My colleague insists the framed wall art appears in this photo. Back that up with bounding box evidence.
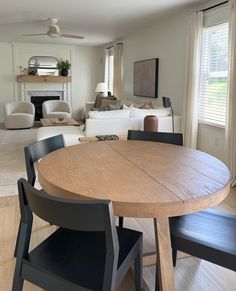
[134,58,159,98]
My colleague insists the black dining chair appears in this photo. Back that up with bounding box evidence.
[24,134,65,186]
[125,130,236,273]
[118,130,183,227]
[170,208,236,271]
[14,134,64,257]
[127,130,183,146]
[12,178,143,291]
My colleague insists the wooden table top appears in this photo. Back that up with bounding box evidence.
[38,141,231,218]
[40,117,81,127]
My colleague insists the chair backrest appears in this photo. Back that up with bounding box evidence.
[25,134,64,186]
[17,178,119,290]
[43,100,70,113]
[5,101,35,115]
[127,130,183,146]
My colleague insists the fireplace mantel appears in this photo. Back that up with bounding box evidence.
[16,75,71,104]
[17,75,71,83]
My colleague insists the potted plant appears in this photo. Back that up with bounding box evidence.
[57,59,71,76]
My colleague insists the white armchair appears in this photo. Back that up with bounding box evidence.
[4,101,35,129]
[42,100,71,119]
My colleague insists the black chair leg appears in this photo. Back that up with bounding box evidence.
[14,221,22,257]
[119,217,124,227]
[12,223,28,291]
[172,249,177,267]
[134,247,142,291]
[12,275,24,291]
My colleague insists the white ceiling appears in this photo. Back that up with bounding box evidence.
[0,0,202,46]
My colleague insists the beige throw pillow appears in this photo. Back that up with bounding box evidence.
[138,101,154,109]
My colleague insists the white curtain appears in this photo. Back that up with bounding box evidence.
[226,0,236,185]
[104,48,110,88]
[113,43,123,98]
[182,12,203,148]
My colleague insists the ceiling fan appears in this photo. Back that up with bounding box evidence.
[22,18,84,40]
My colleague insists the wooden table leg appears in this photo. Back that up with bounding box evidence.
[154,217,175,291]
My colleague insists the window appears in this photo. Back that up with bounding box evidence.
[105,47,114,94]
[198,22,229,127]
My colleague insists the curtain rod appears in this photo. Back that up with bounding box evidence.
[200,0,228,13]
[106,42,123,50]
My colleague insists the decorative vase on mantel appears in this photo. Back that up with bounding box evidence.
[60,68,68,76]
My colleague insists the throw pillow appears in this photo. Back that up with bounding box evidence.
[90,107,101,111]
[109,103,122,110]
[101,99,121,111]
[139,101,154,109]
[122,103,135,110]
[94,95,117,109]
[96,135,119,141]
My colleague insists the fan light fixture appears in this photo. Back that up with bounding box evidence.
[22,18,84,40]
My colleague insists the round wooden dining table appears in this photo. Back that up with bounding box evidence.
[38,140,231,291]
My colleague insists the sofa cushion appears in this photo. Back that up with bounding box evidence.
[129,108,151,118]
[150,108,171,117]
[88,109,130,119]
[129,108,170,119]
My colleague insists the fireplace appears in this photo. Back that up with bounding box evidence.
[31,96,60,121]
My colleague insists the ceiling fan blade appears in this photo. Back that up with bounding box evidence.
[23,33,48,36]
[60,33,84,39]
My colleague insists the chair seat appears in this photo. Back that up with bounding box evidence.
[22,227,142,290]
[170,209,236,271]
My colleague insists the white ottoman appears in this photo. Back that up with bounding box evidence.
[37,126,85,146]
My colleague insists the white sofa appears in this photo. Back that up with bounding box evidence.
[85,107,181,136]
[37,105,182,146]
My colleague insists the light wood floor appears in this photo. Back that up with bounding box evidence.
[0,191,236,291]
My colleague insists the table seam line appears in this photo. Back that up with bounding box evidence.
[106,142,185,201]
[106,142,227,201]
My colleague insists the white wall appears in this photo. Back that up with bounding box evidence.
[121,10,189,114]
[0,42,14,120]
[71,46,103,117]
[0,42,102,121]
[121,1,227,161]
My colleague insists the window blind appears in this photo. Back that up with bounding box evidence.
[198,22,229,127]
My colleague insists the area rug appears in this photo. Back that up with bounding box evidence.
[0,128,37,197]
